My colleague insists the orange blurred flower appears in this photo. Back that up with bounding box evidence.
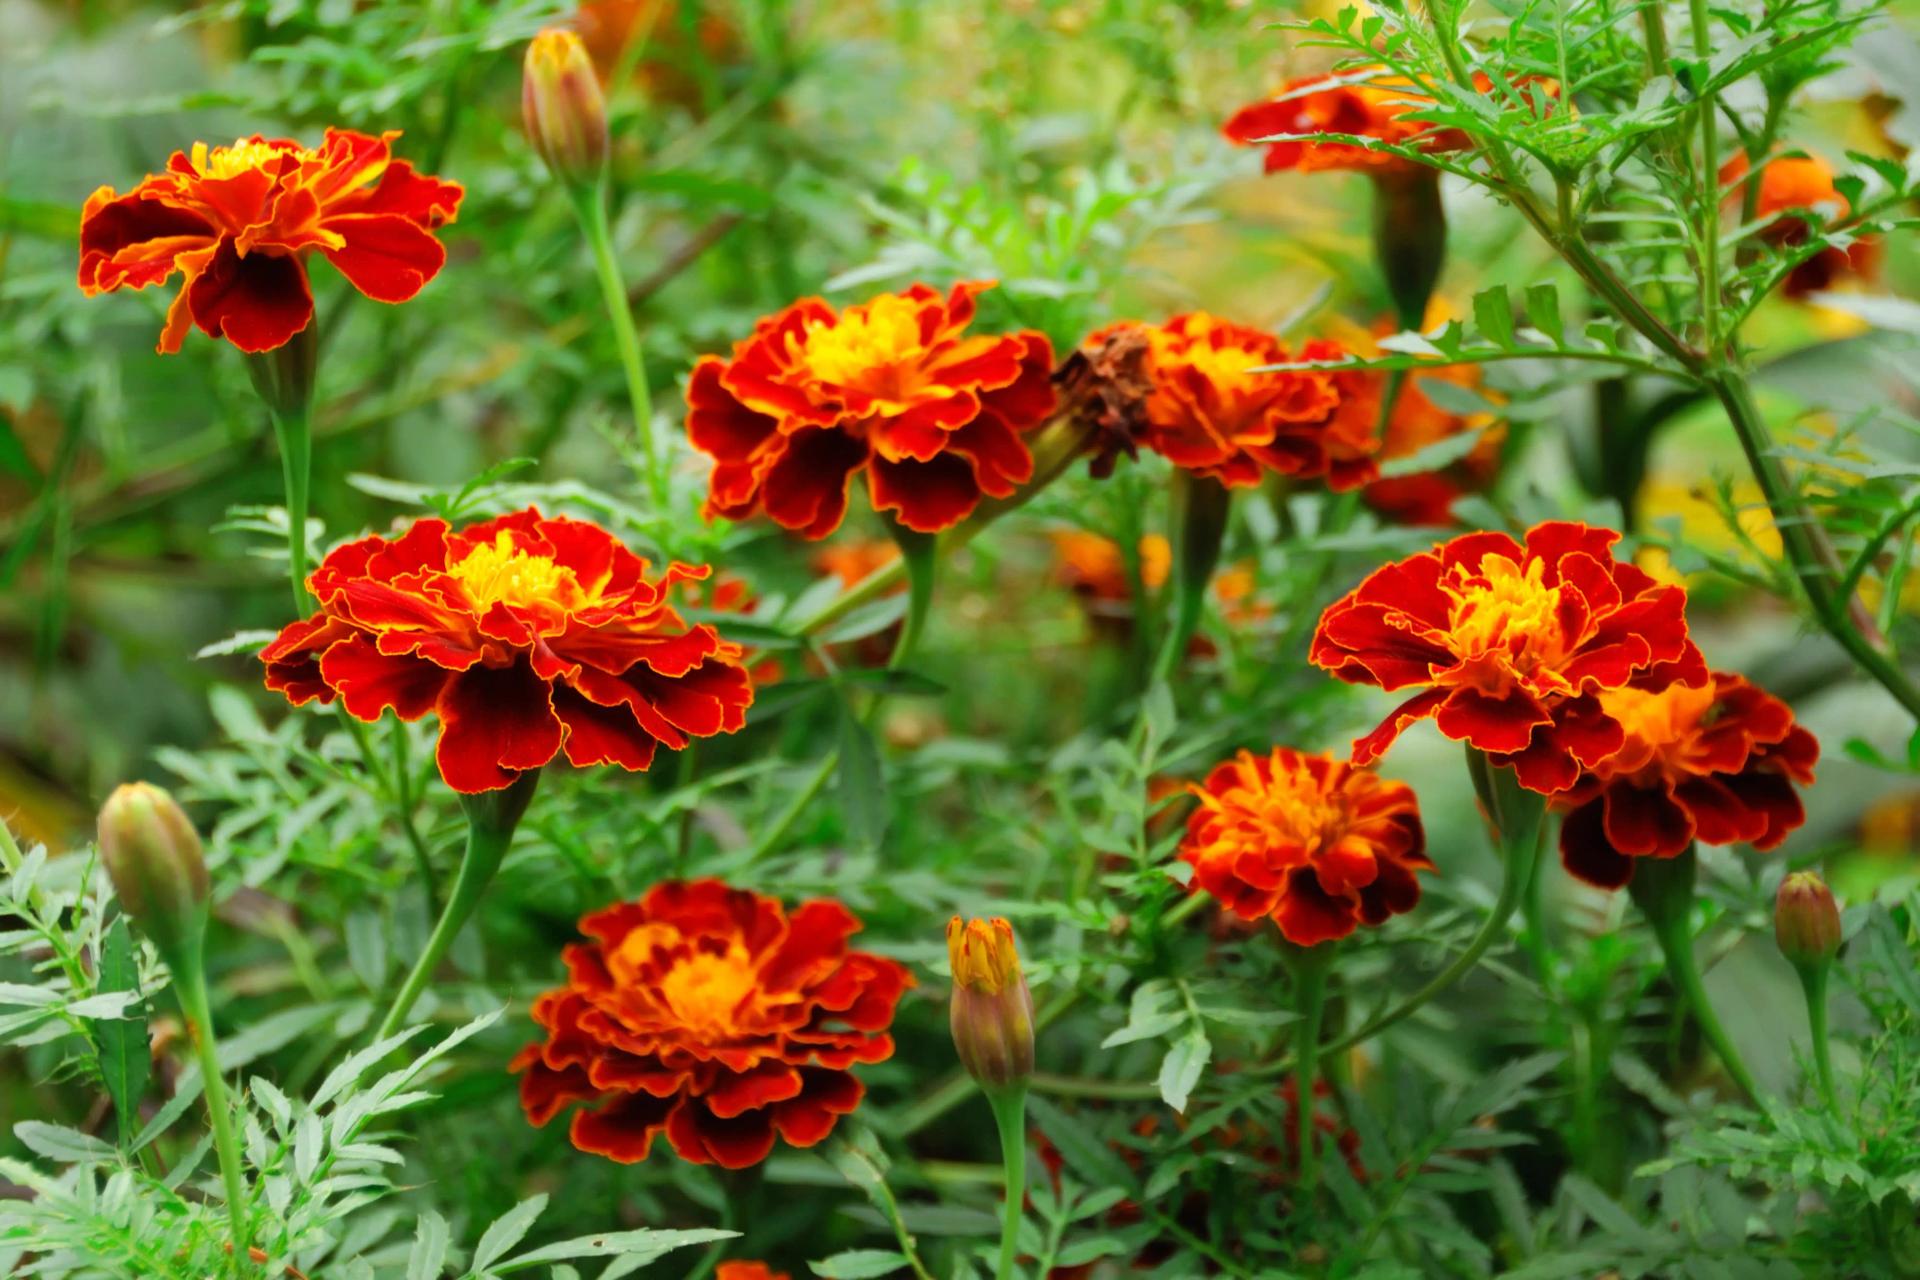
[576,0,740,110]
[680,571,785,687]
[1082,314,1372,490]
[1721,152,1880,297]
[1050,531,1269,648]
[79,129,461,353]
[1224,69,1438,175]
[1311,522,1707,795]
[811,537,902,589]
[716,1266,788,1280]
[260,508,752,794]
[685,281,1057,537]
[1555,670,1818,888]
[512,879,911,1168]
[1181,747,1431,946]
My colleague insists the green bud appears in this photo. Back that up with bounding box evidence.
[523,28,610,188]
[948,916,1035,1093]
[97,782,209,965]
[1775,871,1841,970]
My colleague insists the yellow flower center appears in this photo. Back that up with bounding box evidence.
[795,295,931,403]
[1595,680,1718,778]
[653,942,761,1042]
[948,917,1020,994]
[189,139,312,181]
[1205,756,1352,862]
[1441,554,1569,674]
[448,532,584,612]
[1178,338,1268,397]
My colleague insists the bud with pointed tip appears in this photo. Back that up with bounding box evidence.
[523,28,609,187]
[947,916,1035,1094]
[1775,871,1842,971]
[97,783,209,965]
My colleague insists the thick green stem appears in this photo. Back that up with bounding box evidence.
[373,771,538,1042]
[1796,962,1838,1110]
[271,406,313,615]
[1290,949,1330,1199]
[1688,0,1722,350]
[987,1087,1029,1280]
[1629,846,1762,1104]
[176,961,250,1274]
[1145,471,1232,691]
[573,183,665,512]
[887,524,938,674]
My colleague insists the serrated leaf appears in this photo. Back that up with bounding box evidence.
[498,1228,736,1271]
[408,1210,451,1280]
[1156,1027,1210,1113]
[15,1121,117,1164]
[91,917,149,1148]
[808,1250,908,1279]
[1472,287,1517,349]
[469,1194,548,1274]
[836,705,888,852]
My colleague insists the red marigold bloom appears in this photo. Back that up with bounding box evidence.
[685,281,1057,538]
[79,129,462,354]
[1554,669,1819,888]
[1311,522,1707,795]
[1721,152,1880,298]
[1223,68,1438,175]
[1082,314,1373,490]
[259,508,752,794]
[511,879,912,1168]
[1181,747,1431,946]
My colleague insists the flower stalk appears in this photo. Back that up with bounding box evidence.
[247,326,319,613]
[948,917,1037,1280]
[988,1086,1029,1280]
[373,769,540,1041]
[1288,943,1333,1199]
[1150,471,1232,687]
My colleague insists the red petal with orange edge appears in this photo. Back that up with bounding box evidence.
[706,1063,804,1119]
[318,634,449,721]
[665,1100,778,1168]
[517,1057,598,1126]
[1273,867,1357,946]
[340,160,464,227]
[320,213,447,303]
[760,427,868,538]
[433,659,563,793]
[868,452,980,532]
[186,240,314,353]
[1433,687,1550,753]
[772,1069,863,1147]
[553,686,661,772]
[1351,687,1449,764]
[571,1091,678,1164]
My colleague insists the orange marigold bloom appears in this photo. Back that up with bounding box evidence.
[79,129,461,354]
[260,508,752,794]
[1721,152,1880,298]
[1554,669,1818,888]
[716,1266,789,1280]
[1223,69,1438,175]
[1311,522,1707,795]
[1181,747,1431,946]
[576,0,740,110]
[685,281,1057,538]
[1083,314,1373,489]
[511,879,912,1169]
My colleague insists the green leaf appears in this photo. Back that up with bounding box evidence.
[498,1227,736,1270]
[809,1249,910,1279]
[469,1194,549,1275]
[90,917,149,1148]
[15,1121,117,1164]
[1472,286,1518,349]
[1156,1027,1210,1113]
[407,1209,451,1280]
[1525,283,1564,345]
[836,703,889,852]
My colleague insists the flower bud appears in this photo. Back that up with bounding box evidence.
[522,28,609,187]
[97,782,209,964]
[947,916,1035,1093]
[1775,871,1842,970]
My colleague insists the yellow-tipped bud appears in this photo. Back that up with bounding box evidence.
[1775,871,1842,970]
[97,782,209,964]
[522,28,609,186]
[947,917,1035,1092]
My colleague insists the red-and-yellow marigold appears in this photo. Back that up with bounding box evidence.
[1181,747,1431,946]
[685,280,1056,538]
[1555,668,1818,888]
[1310,522,1707,795]
[1223,68,1438,175]
[511,879,911,1169]
[1082,314,1374,490]
[1721,152,1879,298]
[260,508,752,794]
[79,129,462,354]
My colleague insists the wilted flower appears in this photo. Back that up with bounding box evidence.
[97,782,209,962]
[1181,748,1431,946]
[947,916,1036,1092]
[1080,314,1373,490]
[260,507,753,794]
[685,281,1057,537]
[79,129,461,353]
[1311,522,1707,795]
[1722,152,1880,298]
[1555,669,1819,888]
[523,29,611,186]
[512,880,911,1168]
[1775,871,1842,969]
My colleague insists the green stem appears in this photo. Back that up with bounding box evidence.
[372,772,538,1042]
[744,750,837,863]
[1796,962,1838,1110]
[987,1087,1029,1280]
[389,722,438,907]
[271,404,313,615]
[1630,847,1762,1103]
[1290,949,1330,1200]
[1688,0,1722,350]
[573,183,665,512]
[176,961,250,1274]
[887,524,938,674]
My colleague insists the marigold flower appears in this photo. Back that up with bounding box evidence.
[1721,152,1879,297]
[1181,747,1431,946]
[511,879,911,1168]
[1081,314,1373,490]
[685,281,1057,537]
[260,507,752,794]
[79,129,462,354]
[1223,69,1438,175]
[947,916,1036,1091]
[1554,669,1818,888]
[1310,522,1707,795]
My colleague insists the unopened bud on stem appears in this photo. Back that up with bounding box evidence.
[523,28,609,187]
[1775,871,1842,971]
[97,783,209,965]
[948,916,1035,1093]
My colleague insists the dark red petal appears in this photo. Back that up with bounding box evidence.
[317,633,450,721]
[1558,800,1634,889]
[759,427,869,539]
[665,1099,779,1169]
[771,1068,864,1147]
[867,453,982,533]
[571,1090,679,1164]
[185,240,315,353]
[1601,783,1692,858]
[1433,687,1551,754]
[433,659,564,793]
[553,685,661,772]
[1274,866,1357,947]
